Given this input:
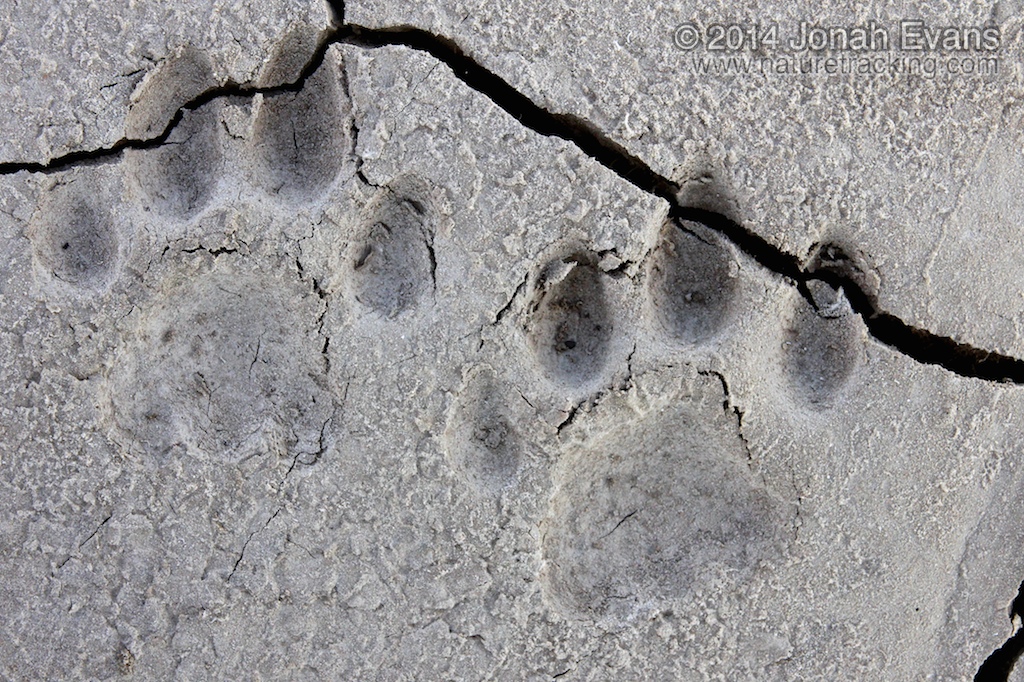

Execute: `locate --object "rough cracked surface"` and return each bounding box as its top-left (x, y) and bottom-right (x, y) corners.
top-left (2, 1), bottom-right (1024, 680)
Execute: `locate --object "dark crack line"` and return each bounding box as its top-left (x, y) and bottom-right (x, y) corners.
top-left (2, 22), bottom-right (1024, 386)
top-left (337, 40), bottom-right (370, 186)
top-left (326, 0), bottom-right (346, 27)
top-left (338, 25), bottom-right (679, 200)
top-left (555, 401), bottom-right (583, 434)
top-left (596, 510), bottom-right (638, 543)
top-left (976, 580), bottom-right (1024, 681)
top-left (53, 512), bottom-right (113, 574)
top-left (1, 9), bottom-right (1015, 673)
top-left (79, 513), bottom-right (113, 548)
top-left (340, 24), bottom-right (1024, 385)
top-left (699, 369), bottom-right (755, 464)
top-left (0, 26), bottom-right (339, 175)
top-left (424, 229), bottom-right (438, 295)
top-left (492, 272), bottom-right (529, 325)
top-left (294, 254), bottom-right (332, 374)
top-left (228, 507), bottom-right (283, 582)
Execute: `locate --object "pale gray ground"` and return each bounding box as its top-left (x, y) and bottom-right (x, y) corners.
top-left (351, 0), bottom-right (1024, 359)
top-left (1, 1), bottom-right (1023, 681)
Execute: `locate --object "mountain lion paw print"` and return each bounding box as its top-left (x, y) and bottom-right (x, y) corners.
top-left (23, 30), bottom-right (362, 468)
top-left (442, 215), bottom-right (866, 624)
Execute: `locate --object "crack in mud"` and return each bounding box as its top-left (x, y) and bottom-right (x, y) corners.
top-left (977, 580), bottom-right (1024, 681)
top-left (3, 22), bottom-right (1023, 387)
top-left (3, 4), bottom-right (1023, 676)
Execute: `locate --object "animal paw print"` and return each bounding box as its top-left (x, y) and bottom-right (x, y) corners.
top-left (25, 30), bottom-right (353, 464)
top-left (23, 23), bottom-right (871, 639)
top-left (442, 213), bottom-right (868, 623)
top-left (94, 41), bottom-right (444, 469)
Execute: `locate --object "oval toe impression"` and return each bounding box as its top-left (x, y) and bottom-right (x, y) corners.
top-left (252, 29), bottom-right (349, 203)
top-left (647, 218), bottom-right (738, 344)
top-left (783, 282), bottom-right (864, 407)
top-left (347, 178), bottom-right (437, 318)
top-left (525, 252), bottom-right (612, 387)
top-left (125, 46), bottom-right (220, 219)
top-left (30, 181), bottom-right (120, 292)
top-left (443, 366), bottom-right (523, 494)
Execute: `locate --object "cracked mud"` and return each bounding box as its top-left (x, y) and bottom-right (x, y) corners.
top-left (2, 1), bottom-right (1024, 680)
